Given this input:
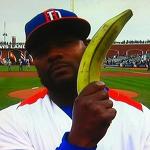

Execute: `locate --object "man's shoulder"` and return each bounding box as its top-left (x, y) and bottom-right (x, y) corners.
top-left (109, 89), bottom-right (143, 112)
top-left (0, 88), bottom-right (49, 118)
top-left (0, 103), bottom-right (23, 129)
top-left (109, 89), bottom-right (150, 123)
top-left (18, 88), bottom-right (48, 108)
top-left (0, 103), bottom-right (20, 116)
top-left (0, 88), bottom-right (50, 131)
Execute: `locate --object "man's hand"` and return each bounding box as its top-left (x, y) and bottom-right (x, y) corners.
top-left (68, 81), bottom-right (117, 148)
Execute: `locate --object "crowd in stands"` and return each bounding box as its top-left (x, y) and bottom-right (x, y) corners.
top-left (104, 53), bottom-right (150, 70)
top-left (0, 40), bottom-right (150, 71)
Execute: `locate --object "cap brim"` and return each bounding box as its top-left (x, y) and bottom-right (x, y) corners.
top-left (25, 17), bottom-right (91, 52)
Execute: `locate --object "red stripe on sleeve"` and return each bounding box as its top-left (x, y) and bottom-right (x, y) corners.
top-left (18, 88), bottom-right (48, 107)
top-left (109, 89), bottom-right (143, 111)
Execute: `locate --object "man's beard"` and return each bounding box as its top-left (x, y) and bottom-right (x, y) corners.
top-left (36, 66), bottom-right (78, 101)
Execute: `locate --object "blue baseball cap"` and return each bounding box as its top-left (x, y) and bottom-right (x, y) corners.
top-left (25, 8), bottom-right (91, 52)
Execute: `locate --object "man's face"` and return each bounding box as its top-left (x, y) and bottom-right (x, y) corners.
top-left (33, 37), bottom-right (86, 92)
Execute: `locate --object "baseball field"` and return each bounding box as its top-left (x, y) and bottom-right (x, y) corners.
top-left (0, 65), bottom-right (150, 110)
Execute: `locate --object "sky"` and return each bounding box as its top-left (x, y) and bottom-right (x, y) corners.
top-left (0, 0), bottom-right (150, 43)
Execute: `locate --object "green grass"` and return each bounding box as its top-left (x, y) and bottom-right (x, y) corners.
top-left (0, 65), bottom-right (36, 72)
top-left (0, 66), bottom-right (150, 110)
top-left (102, 67), bottom-right (149, 73)
top-left (0, 77), bottom-right (42, 110)
top-left (0, 65), bottom-right (149, 73)
top-left (101, 76), bottom-right (150, 107)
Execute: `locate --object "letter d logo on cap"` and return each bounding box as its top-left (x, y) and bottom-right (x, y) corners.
top-left (47, 10), bottom-right (62, 21)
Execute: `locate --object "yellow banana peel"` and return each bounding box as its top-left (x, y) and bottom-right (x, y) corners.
top-left (77, 9), bottom-right (133, 94)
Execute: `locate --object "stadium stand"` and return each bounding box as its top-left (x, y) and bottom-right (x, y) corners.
top-left (0, 41), bottom-right (150, 69)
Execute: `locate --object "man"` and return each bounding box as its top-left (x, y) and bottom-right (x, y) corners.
top-left (18, 58), bottom-right (23, 71)
top-left (7, 58), bottom-right (12, 71)
top-left (0, 8), bottom-right (150, 150)
top-left (146, 59), bottom-right (150, 71)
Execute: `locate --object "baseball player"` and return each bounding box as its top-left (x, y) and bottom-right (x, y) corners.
top-left (0, 8), bottom-right (150, 150)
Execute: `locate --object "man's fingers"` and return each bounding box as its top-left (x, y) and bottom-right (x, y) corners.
top-left (79, 87), bottom-right (109, 103)
top-left (90, 89), bottom-right (109, 101)
top-left (101, 108), bottom-right (117, 125)
top-left (95, 100), bottom-right (113, 109)
top-left (79, 81), bottom-right (106, 96)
